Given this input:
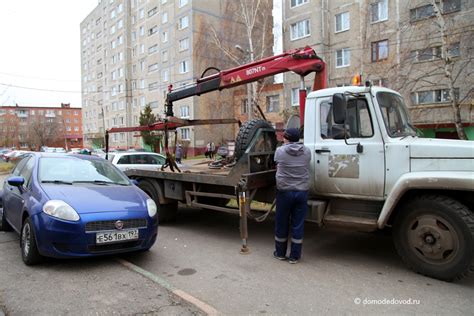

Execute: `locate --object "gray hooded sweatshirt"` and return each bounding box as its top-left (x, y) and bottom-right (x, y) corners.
top-left (274, 142), bottom-right (311, 191)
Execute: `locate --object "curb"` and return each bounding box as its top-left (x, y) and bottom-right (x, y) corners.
top-left (117, 258), bottom-right (219, 316)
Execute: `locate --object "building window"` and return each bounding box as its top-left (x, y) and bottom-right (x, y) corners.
top-left (336, 48), bottom-right (350, 67)
top-left (241, 100), bottom-right (249, 114)
top-left (291, 88), bottom-right (300, 106)
top-left (290, 0), bottom-right (308, 8)
top-left (162, 12), bottom-right (168, 23)
top-left (162, 69), bottom-right (169, 82)
top-left (148, 63), bottom-right (159, 73)
top-left (179, 60), bottom-right (189, 73)
top-left (149, 101), bottom-right (159, 108)
top-left (148, 44), bottom-right (158, 54)
top-left (266, 95), bottom-right (280, 112)
top-left (180, 128), bottom-right (190, 140)
top-left (370, 0), bottom-right (388, 23)
top-left (139, 26), bottom-right (145, 36)
top-left (443, 0), bottom-right (461, 14)
top-left (149, 82), bottom-right (159, 91)
top-left (290, 19), bottom-right (310, 40)
top-left (162, 50), bottom-right (168, 62)
top-left (140, 96), bottom-right (146, 107)
top-left (148, 7), bottom-right (158, 17)
top-left (448, 42), bottom-right (461, 58)
top-left (410, 4), bottom-right (434, 21)
top-left (335, 12), bottom-right (350, 33)
top-left (162, 31), bottom-right (168, 43)
top-left (139, 8), bottom-right (144, 19)
top-left (178, 16), bottom-right (189, 30)
top-left (148, 25), bottom-right (158, 36)
top-left (411, 88), bottom-right (459, 105)
top-left (179, 0), bottom-right (188, 7)
top-left (180, 106), bottom-right (190, 118)
top-left (179, 38), bottom-right (189, 51)
top-left (371, 40), bottom-right (388, 62)
top-left (117, 19), bottom-right (123, 29)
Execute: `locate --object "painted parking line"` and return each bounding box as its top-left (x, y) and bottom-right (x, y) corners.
top-left (116, 258), bottom-right (219, 316)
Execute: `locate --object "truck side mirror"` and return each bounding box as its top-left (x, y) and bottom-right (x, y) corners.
top-left (333, 93), bottom-right (347, 124)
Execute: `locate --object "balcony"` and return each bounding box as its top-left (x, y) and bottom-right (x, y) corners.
top-left (16, 112), bottom-right (28, 118)
top-left (45, 113), bottom-right (56, 118)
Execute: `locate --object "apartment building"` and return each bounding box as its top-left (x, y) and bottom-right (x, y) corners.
top-left (0, 103), bottom-right (83, 150)
top-left (282, 0), bottom-right (473, 139)
top-left (81, 0), bottom-right (264, 154)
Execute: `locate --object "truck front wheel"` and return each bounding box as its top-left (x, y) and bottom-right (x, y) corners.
top-left (138, 180), bottom-right (177, 223)
top-left (393, 195), bottom-right (473, 281)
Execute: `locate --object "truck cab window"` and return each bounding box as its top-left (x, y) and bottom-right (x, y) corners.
top-left (320, 98), bottom-right (373, 139)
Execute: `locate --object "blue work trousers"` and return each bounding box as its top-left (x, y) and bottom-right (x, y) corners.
top-left (274, 190), bottom-right (308, 260)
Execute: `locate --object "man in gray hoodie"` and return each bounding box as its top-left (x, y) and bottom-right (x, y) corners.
top-left (273, 128), bottom-right (311, 264)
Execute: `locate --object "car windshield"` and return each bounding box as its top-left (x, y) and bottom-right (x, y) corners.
top-left (39, 157), bottom-right (130, 185)
top-left (376, 92), bottom-right (417, 138)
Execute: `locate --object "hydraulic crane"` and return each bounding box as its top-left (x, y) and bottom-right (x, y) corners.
top-left (107, 46), bottom-right (327, 169)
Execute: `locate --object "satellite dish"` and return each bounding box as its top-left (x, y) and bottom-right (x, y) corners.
top-left (286, 114), bottom-right (300, 130)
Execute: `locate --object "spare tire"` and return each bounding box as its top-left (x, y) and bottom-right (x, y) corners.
top-left (235, 119), bottom-right (276, 160)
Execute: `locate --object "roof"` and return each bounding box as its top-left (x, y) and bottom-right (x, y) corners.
top-left (307, 85), bottom-right (401, 99)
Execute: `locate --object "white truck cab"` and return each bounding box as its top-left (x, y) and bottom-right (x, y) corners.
top-left (303, 85), bottom-right (473, 281)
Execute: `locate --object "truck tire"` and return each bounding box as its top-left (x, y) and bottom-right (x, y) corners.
top-left (393, 194), bottom-right (474, 281)
top-left (138, 180), bottom-right (177, 223)
top-left (235, 119), bottom-right (276, 160)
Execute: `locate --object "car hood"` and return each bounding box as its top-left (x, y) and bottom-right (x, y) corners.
top-left (409, 138), bottom-right (474, 159)
top-left (40, 184), bottom-right (147, 214)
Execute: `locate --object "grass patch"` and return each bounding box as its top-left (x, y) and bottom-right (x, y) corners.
top-left (0, 162), bottom-right (14, 173)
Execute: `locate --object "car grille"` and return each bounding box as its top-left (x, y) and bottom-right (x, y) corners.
top-left (88, 241), bottom-right (142, 253)
top-left (85, 219), bottom-right (147, 232)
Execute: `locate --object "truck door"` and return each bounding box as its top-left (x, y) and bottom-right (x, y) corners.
top-left (312, 95), bottom-right (385, 198)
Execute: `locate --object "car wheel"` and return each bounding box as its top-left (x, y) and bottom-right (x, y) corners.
top-left (393, 195), bottom-right (474, 281)
top-left (21, 218), bottom-right (42, 265)
top-left (0, 204), bottom-right (13, 232)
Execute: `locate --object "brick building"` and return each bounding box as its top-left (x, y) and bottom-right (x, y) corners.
top-left (0, 103), bottom-right (83, 150)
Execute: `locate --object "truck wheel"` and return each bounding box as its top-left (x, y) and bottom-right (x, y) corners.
top-left (138, 180), bottom-right (177, 223)
top-left (393, 195), bottom-right (474, 281)
top-left (235, 119), bottom-right (276, 160)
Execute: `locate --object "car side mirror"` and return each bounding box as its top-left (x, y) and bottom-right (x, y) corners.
top-left (333, 93), bottom-right (347, 124)
top-left (130, 179), bottom-right (139, 186)
top-left (8, 176), bottom-right (25, 187)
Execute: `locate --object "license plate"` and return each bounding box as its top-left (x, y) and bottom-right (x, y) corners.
top-left (96, 229), bottom-right (139, 244)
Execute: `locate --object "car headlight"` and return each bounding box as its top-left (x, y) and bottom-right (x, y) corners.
top-left (43, 200), bottom-right (80, 221)
top-left (146, 199), bottom-right (157, 218)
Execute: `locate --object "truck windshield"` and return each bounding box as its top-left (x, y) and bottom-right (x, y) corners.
top-left (376, 92), bottom-right (417, 138)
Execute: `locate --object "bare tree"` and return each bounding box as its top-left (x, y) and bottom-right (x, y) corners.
top-left (207, 0), bottom-right (273, 120)
top-left (396, 1), bottom-right (472, 139)
top-left (28, 116), bottom-right (62, 148)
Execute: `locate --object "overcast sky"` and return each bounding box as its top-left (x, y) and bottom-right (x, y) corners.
top-left (0, 0), bottom-right (99, 107)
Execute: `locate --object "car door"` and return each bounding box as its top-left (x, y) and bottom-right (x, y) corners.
top-left (312, 95), bottom-right (385, 199)
top-left (3, 156), bottom-right (34, 231)
top-left (132, 154), bottom-right (165, 171)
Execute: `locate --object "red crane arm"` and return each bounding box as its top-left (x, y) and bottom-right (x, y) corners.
top-left (165, 46), bottom-right (326, 124)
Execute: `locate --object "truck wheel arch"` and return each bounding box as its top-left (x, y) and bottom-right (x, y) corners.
top-left (377, 172), bottom-right (474, 229)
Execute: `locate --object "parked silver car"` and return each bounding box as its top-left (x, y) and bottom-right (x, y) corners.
top-left (107, 152), bottom-right (167, 171)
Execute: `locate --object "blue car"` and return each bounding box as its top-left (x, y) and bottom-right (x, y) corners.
top-left (0, 153), bottom-right (158, 265)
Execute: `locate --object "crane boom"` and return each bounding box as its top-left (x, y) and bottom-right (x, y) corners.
top-left (165, 46), bottom-right (326, 125)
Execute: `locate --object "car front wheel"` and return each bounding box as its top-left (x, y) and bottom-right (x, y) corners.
top-left (21, 218), bottom-right (42, 265)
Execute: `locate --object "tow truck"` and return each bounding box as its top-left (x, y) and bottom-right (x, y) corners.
top-left (107, 47), bottom-right (473, 281)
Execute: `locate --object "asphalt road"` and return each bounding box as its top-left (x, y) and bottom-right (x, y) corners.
top-left (123, 207), bottom-right (473, 315)
top-left (1, 172), bottom-right (473, 315)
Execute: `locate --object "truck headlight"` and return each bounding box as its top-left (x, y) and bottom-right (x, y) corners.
top-left (146, 199), bottom-right (157, 218)
top-left (43, 200), bottom-right (80, 221)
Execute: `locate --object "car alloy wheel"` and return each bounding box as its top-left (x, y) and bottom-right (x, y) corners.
top-left (22, 222), bottom-right (31, 258)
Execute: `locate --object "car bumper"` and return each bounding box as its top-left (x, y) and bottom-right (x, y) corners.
top-left (31, 211), bottom-right (158, 258)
